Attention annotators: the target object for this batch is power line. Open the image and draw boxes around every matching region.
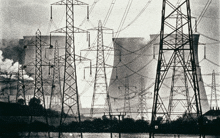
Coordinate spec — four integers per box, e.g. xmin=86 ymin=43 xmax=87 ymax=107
xmin=197 ymin=0 xmax=212 ymax=26
xmin=115 ymin=0 xmax=133 ymax=38
xmin=112 ymin=0 xmax=152 ymax=34
xmin=103 ymin=0 xmax=117 ymax=26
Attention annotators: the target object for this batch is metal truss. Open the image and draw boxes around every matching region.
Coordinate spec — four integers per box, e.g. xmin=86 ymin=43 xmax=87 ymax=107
xmin=118 ymin=75 xmax=136 ymax=118
xmin=16 ymin=65 xmax=26 ymax=104
xmin=150 ymin=0 xmax=203 ymax=137
xmin=210 ymin=70 xmax=218 ymax=109
xmin=124 ymin=75 xmax=132 ymax=118
xmin=49 ymin=41 xmax=62 ymax=111
xmin=167 ymin=6 xmax=191 ymax=121
xmin=137 ymin=77 xmax=148 ymax=120
xmin=28 ymin=29 xmax=50 ymax=138
xmin=81 ymin=20 xmax=113 ymax=117
xmin=50 ymin=0 xmax=88 ymax=137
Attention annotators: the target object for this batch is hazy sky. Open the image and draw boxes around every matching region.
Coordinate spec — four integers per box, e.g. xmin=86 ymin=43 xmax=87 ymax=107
xmin=0 ymin=0 xmax=219 ymax=39
xmin=0 ymin=0 xmax=200 ymax=38
xmin=0 ymin=0 xmax=220 ymax=107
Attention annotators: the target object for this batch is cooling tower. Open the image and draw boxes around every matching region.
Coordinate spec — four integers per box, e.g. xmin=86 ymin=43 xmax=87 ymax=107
xmin=108 ymin=37 xmax=157 ymax=118
xmin=193 ymin=34 xmax=209 ymax=113
xmin=109 ymin=34 xmax=209 ymax=118
xmin=191 ymin=0 xmax=220 ymax=109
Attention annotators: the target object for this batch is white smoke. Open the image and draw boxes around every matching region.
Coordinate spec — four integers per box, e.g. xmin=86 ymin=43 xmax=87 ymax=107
xmin=0 ymin=50 xmax=18 ymax=73
xmin=0 ymin=50 xmax=33 ymax=81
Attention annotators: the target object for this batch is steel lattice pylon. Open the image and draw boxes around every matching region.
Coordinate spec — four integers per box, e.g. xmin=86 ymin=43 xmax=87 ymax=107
xmin=49 ymin=41 xmax=62 ymax=111
xmin=137 ymin=77 xmax=148 ymax=120
xmin=124 ymin=75 xmax=131 ymax=118
xmin=50 ymin=1 xmax=88 ymax=137
xmin=150 ymin=0 xmax=203 ymax=137
xmin=167 ymin=5 xmax=191 ymax=121
xmin=28 ymin=29 xmax=50 ymax=138
xmin=16 ymin=65 xmax=26 ymax=104
xmin=90 ymin=21 xmax=112 ymax=117
xmin=210 ymin=70 xmax=218 ymax=109
xmin=118 ymin=74 xmax=136 ymax=118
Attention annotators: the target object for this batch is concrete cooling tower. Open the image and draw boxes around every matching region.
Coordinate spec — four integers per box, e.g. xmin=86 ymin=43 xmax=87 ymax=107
xmin=107 ymin=0 xmax=219 ymax=118
xmin=108 ymin=37 xmax=157 ymax=119
xmin=193 ymin=34 xmax=210 ymax=113
xmin=191 ymin=0 xmax=220 ymax=109
xmin=108 ymin=35 xmax=209 ymax=119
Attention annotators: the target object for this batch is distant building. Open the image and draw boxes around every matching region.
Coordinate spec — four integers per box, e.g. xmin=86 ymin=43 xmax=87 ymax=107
xmin=203 ymin=108 xmax=220 ymax=121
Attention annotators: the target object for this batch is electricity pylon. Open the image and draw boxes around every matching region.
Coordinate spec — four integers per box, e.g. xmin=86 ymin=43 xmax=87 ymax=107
xmin=150 ymin=0 xmax=203 ymax=137
xmin=50 ymin=1 xmax=89 ymax=137
xmin=210 ymin=70 xmax=218 ymax=109
xmin=124 ymin=75 xmax=131 ymax=118
xmin=167 ymin=5 xmax=191 ymax=121
xmin=28 ymin=29 xmax=50 ymax=138
xmin=49 ymin=41 xmax=62 ymax=111
xmin=90 ymin=20 xmax=112 ymax=117
xmin=118 ymin=75 xmax=136 ymax=118
xmin=137 ymin=77 xmax=148 ymax=120
xmin=16 ymin=65 xmax=26 ymax=104
xmin=81 ymin=20 xmax=113 ymax=117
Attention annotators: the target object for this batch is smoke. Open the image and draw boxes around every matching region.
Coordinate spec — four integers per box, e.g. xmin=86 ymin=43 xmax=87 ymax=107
xmin=0 ymin=39 xmax=25 ymax=64
xmin=0 ymin=50 xmax=18 ymax=73
xmin=0 ymin=50 xmax=33 ymax=81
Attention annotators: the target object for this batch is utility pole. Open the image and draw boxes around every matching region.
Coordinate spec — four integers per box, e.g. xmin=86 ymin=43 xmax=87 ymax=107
xmin=150 ymin=0 xmax=203 ymax=137
xmin=50 ymin=1 xmax=89 ymax=137
xmin=81 ymin=20 xmax=114 ymax=117
xmin=210 ymin=70 xmax=218 ymax=109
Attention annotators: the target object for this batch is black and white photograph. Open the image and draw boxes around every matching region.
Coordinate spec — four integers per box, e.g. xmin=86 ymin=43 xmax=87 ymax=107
xmin=0 ymin=0 xmax=220 ymax=137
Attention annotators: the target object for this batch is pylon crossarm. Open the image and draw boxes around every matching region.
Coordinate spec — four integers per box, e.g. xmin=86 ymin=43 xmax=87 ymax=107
xmin=88 ymin=26 xmax=113 ymax=31
xmin=51 ymin=26 xmax=88 ymax=33
xmin=51 ymin=0 xmax=88 ymax=5
xmin=81 ymin=45 xmax=114 ymax=51
xmin=59 ymin=54 xmax=90 ymax=61
xmin=25 ymin=40 xmax=52 ymax=47
xmin=84 ymin=63 xmax=114 ymax=69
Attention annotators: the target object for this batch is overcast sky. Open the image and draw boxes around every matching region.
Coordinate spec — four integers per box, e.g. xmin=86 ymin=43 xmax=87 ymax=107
xmin=1 ymin=0 xmax=218 ymax=39
xmin=0 ymin=0 xmax=220 ymax=107
xmin=1 ymin=0 xmax=219 ymax=69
